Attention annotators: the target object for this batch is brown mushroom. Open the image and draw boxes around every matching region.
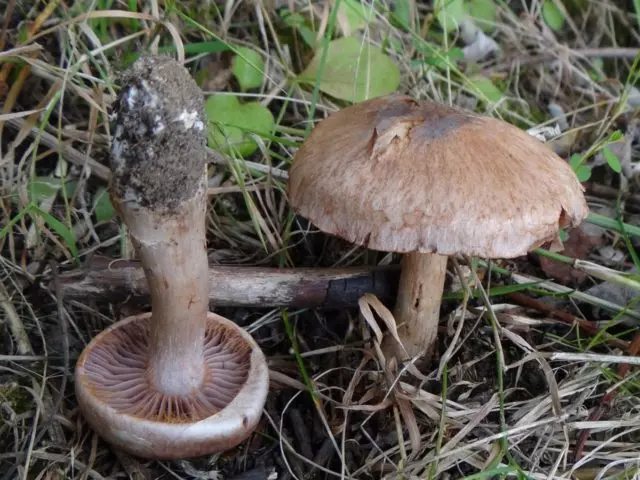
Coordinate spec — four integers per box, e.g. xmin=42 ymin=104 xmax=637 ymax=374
xmin=74 ymin=56 xmax=269 ymax=459
xmin=288 ymin=94 xmax=589 ymax=364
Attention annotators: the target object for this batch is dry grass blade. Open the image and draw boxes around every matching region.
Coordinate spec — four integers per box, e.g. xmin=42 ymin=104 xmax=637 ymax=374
xmin=540 ymin=352 xmax=640 ymax=365
xmin=357 ymin=294 xmax=422 ymax=453
xmin=0 ymin=280 xmax=34 ymax=356
xmin=0 ymin=44 xmax=42 ymax=58
xmin=0 ymin=109 xmax=44 ymax=122
xmin=500 ymin=328 xmax=563 ymax=417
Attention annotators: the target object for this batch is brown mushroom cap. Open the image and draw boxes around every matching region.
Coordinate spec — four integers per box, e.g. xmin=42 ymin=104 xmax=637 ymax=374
xmin=288 ymin=95 xmax=589 ymax=258
xmin=75 ymin=312 xmax=269 ymax=460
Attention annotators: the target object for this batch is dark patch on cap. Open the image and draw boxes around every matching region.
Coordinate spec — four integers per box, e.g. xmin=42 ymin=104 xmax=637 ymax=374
xmin=374 ymin=101 xmax=414 ymax=133
xmin=109 ymin=55 xmax=206 ymax=211
xmin=375 ymin=99 xmax=476 ymax=143
xmin=411 ymin=112 xmax=472 ymax=141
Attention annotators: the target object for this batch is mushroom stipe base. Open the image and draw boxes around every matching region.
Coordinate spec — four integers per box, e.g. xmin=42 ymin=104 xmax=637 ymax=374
xmin=75 ymin=312 xmax=269 ymax=460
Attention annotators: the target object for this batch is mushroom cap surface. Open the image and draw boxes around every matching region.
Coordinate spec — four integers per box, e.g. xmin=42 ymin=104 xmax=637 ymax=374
xmin=75 ymin=312 xmax=269 ymax=460
xmin=288 ymin=95 xmax=589 ymax=258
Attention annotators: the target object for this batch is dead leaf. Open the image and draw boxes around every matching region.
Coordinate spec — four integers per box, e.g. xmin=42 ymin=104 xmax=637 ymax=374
xmin=538 ymin=226 xmax=605 ymax=285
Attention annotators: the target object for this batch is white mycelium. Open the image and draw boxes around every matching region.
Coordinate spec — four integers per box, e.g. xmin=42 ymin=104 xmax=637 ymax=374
xmin=152 ymin=114 xmax=165 ymax=135
xmin=176 ymin=110 xmax=204 ymax=132
xmin=126 ymin=86 xmax=138 ymax=109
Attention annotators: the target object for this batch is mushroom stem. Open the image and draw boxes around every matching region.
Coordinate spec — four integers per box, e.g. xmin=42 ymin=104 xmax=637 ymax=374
xmin=117 ymin=182 xmax=209 ymax=395
xmin=391 ymin=252 xmax=448 ymax=360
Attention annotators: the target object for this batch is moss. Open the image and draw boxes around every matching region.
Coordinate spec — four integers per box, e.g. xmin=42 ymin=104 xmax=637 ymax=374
xmin=0 ymin=383 xmax=32 ymax=418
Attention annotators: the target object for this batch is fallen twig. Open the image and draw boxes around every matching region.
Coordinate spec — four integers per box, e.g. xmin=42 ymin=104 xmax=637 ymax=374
xmin=51 ymin=256 xmax=640 ymax=332
xmin=507 ymin=292 xmax=631 ymax=352
xmin=51 ymin=255 xmax=399 ymax=309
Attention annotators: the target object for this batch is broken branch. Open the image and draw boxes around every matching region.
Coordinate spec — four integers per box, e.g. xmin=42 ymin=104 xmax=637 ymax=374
xmin=52 ymin=256 xmax=400 ymax=309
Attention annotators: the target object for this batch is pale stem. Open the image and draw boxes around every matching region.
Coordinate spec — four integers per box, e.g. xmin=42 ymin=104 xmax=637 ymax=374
xmin=120 ymin=186 xmax=210 ymax=395
xmin=390 ymin=252 xmax=448 ymax=361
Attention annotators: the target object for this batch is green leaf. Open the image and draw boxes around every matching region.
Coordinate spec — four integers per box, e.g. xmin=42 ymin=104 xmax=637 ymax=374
xmin=392 ymin=0 xmax=413 ymax=30
xmin=93 ymin=187 xmax=116 ymax=223
xmin=467 ymin=0 xmax=497 ymax=32
xmin=435 ymin=0 xmax=469 ymax=32
xmin=18 ymin=24 xmax=30 ymax=44
xmin=0 ymin=207 xmax=30 ymax=240
xmin=280 ymin=10 xmax=316 ymax=47
xmin=29 ymin=205 xmax=78 ymax=260
xmin=602 ymin=145 xmax=622 ymax=173
xmin=466 ymin=75 xmax=503 ymax=103
xmin=608 ymin=129 xmax=624 ymax=142
xmin=206 ymin=94 xmax=275 ymax=157
xmin=388 ymin=36 xmax=405 ymax=55
xmin=29 ymin=177 xmax=63 ymax=203
xmin=27 ymin=176 xmax=78 ymax=204
xmin=570 ymin=153 xmax=592 ymax=181
xmin=231 ymin=47 xmax=265 ymax=91
xmin=298 ymin=36 xmax=401 ymax=103
xmin=576 ymin=165 xmax=592 ymax=181
xmin=338 ymin=0 xmax=375 ymax=31
xmin=416 ymin=46 xmax=464 ymax=70
xmin=569 ymin=152 xmax=583 ymax=169
xmin=542 ymin=0 xmax=565 ymax=31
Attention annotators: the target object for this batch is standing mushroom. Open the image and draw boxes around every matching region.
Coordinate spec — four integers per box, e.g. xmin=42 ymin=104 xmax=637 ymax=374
xmin=288 ymin=95 xmax=588 ymax=363
xmin=75 ymin=56 xmax=269 ymax=460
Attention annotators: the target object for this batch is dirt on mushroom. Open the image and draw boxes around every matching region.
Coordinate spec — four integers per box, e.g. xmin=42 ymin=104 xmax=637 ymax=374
xmin=110 ymin=55 xmax=207 ymax=211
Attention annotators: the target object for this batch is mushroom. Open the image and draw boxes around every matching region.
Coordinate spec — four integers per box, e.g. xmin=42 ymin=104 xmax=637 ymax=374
xmin=74 ymin=56 xmax=269 ymax=460
xmin=288 ymin=94 xmax=588 ymax=363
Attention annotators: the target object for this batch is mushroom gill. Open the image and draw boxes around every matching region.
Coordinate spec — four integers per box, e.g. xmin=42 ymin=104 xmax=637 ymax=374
xmin=80 ymin=313 xmax=252 ymax=423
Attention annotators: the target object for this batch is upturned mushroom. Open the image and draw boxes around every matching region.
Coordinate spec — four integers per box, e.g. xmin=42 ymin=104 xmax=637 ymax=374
xmin=288 ymin=94 xmax=588 ymax=364
xmin=75 ymin=56 xmax=269 ymax=460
